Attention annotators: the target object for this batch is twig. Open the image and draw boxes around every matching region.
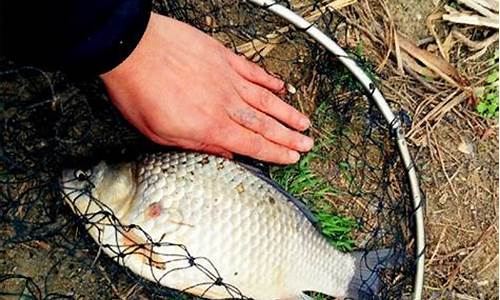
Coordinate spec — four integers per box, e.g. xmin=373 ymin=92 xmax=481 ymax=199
xmin=432 ymin=129 xmax=459 ymax=198
xmin=427 ymin=225 xmax=448 ymax=265
xmin=401 ymin=51 xmax=439 ymax=78
xmin=430 ymin=91 xmax=474 ymax=130
xmin=477 ymin=253 xmax=498 ymax=275
xmin=473 ymin=0 xmax=499 ymax=12
xmin=458 ymin=0 xmax=497 ymax=17
xmin=236 ymin=0 xmax=356 ymax=59
xmin=426 ymin=123 xmax=438 ymax=162
xmin=443 ymin=13 xmax=499 ymax=29
xmin=427 ymin=12 xmax=449 ymax=62
xmin=407 ymin=89 xmax=461 ymax=139
xmin=441 ymin=163 xmax=462 ymax=194
xmin=454 ymin=292 xmax=481 ymax=300
xmin=124 ymin=283 xmax=142 ymax=299
xmin=394 ymin=29 xmax=404 ymax=73
xmin=403 ymin=66 xmax=440 ymax=93
xmin=453 ymin=30 xmax=499 ymax=50
xmin=374 ymin=0 xmax=394 ymax=72
xmin=97 ymin=265 xmax=127 ymax=300
xmin=424 ymin=285 xmax=443 ymax=292
xmin=444 ymin=225 xmax=495 ymax=288
xmin=428 ymin=221 xmax=478 ymax=234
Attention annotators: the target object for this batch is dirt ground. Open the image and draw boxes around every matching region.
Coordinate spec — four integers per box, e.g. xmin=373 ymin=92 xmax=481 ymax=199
xmin=0 ymin=0 xmax=498 ymax=299
xmin=386 ymin=1 xmax=499 ymax=299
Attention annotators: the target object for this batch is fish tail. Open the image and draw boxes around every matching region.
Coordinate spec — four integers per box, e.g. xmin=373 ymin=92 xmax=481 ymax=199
xmin=345 ymin=248 xmax=397 ymax=300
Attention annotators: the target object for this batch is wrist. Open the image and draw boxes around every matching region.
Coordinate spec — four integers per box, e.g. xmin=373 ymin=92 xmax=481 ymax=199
xmin=101 ymin=12 xmax=160 ymax=82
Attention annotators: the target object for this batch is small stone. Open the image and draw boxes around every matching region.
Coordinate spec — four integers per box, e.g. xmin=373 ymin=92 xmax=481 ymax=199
xmin=286 ymin=83 xmax=297 ymax=94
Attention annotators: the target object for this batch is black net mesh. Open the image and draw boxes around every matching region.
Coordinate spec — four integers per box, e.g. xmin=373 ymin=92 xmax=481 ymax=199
xmin=1 ymin=1 xmax=417 ymax=299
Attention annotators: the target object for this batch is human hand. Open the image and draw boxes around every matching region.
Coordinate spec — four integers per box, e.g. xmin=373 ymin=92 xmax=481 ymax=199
xmin=101 ymin=13 xmax=313 ymax=164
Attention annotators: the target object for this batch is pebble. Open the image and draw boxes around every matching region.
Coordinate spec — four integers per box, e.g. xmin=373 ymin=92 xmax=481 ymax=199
xmin=286 ymin=83 xmax=297 ymax=94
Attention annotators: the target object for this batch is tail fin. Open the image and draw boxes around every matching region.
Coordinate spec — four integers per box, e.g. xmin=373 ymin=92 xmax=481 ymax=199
xmin=346 ymin=249 xmax=398 ymax=300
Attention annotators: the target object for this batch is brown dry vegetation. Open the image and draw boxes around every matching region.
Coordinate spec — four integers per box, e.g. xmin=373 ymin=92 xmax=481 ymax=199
xmin=348 ymin=0 xmax=499 ymax=298
xmin=0 ymin=0 xmax=498 ymax=299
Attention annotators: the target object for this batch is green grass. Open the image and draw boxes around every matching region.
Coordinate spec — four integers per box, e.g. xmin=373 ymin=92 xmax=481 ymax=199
xmin=477 ymin=50 xmax=499 ymax=119
xmin=271 ymin=102 xmax=359 ymax=300
xmin=271 ymin=151 xmax=337 ymax=202
xmin=321 ymin=41 xmax=378 ymax=95
xmin=271 ymin=51 xmax=373 ymax=252
xmin=448 ymin=1 xmax=461 ymax=9
xmin=314 ymin=211 xmax=357 ymax=251
xmin=271 ymin=104 xmax=358 ymax=252
xmin=312 ymin=294 xmax=328 ymax=300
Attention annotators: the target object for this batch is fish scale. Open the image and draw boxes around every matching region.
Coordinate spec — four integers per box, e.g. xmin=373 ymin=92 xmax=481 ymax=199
xmin=61 ymin=152 xmax=392 ymax=299
xmin=133 ymin=152 xmax=352 ymax=298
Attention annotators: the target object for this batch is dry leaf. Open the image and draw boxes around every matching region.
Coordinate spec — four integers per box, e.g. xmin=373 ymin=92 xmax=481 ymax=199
xmin=472 ymin=0 xmax=499 ymax=12
xmin=480 ymin=127 xmax=496 ymax=141
xmin=458 ymin=0 xmax=497 ymax=17
xmin=401 ymin=52 xmax=439 ymax=78
xmin=237 ymin=0 xmax=356 ymax=59
xmin=457 ymin=140 xmax=474 ymax=155
xmin=397 ymin=33 xmax=468 ymax=87
xmin=443 ymin=13 xmax=499 ymax=29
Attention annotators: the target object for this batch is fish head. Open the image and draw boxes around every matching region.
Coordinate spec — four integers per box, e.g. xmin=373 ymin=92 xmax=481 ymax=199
xmin=60 ymin=161 xmax=136 ymax=219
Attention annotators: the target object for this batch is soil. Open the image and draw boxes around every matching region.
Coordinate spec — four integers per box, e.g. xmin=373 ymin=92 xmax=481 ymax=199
xmin=388 ymin=0 xmax=437 ymax=40
xmin=384 ymin=1 xmax=499 ymax=299
xmin=1 ymin=0 xmax=498 ymax=299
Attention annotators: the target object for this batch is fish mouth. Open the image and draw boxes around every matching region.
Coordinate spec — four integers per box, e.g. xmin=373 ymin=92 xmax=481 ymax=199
xmin=59 ymin=169 xmax=84 ymax=199
xmin=59 ymin=167 xmax=96 ymax=199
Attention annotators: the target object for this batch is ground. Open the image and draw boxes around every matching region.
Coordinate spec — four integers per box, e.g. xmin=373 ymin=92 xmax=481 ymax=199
xmin=0 ymin=0 xmax=498 ymax=299
xmin=387 ymin=1 xmax=499 ymax=298
xmin=389 ymin=1 xmax=435 ymax=40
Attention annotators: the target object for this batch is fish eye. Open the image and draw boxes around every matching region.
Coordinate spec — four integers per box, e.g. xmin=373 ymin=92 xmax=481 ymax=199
xmin=74 ymin=169 xmax=89 ymax=181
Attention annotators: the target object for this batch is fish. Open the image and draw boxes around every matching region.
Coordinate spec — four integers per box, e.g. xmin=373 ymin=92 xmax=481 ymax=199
xmin=60 ymin=152 xmax=394 ymax=300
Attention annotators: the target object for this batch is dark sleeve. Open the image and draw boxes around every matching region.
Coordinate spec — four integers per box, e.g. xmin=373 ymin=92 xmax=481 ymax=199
xmin=0 ymin=0 xmax=152 ymax=76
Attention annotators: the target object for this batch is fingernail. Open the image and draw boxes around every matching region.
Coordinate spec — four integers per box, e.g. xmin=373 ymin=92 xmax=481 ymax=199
xmin=289 ymin=151 xmax=300 ymax=163
xmin=278 ymin=79 xmax=285 ymax=89
xmin=300 ymin=118 xmax=311 ymax=130
xmin=301 ymin=137 xmax=314 ymax=151
xmin=277 ymin=81 xmax=287 ymax=95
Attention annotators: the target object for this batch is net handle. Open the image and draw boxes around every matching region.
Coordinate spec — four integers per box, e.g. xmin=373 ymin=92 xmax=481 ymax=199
xmin=246 ymin=1 xmax=425 ymax=299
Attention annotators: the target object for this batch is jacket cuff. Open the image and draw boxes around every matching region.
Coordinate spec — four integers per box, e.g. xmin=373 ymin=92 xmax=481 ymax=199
xmin=67 ymin=0 xmax=152 ymax=76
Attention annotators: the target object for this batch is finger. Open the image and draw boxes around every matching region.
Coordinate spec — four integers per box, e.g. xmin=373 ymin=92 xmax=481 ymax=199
xmin=236 ymin=82 xmax=310 ymax=131
xmin=213 ymin=122 xmax=301 ymax=164
xmin=228 ymin=105 xmax=313 ymax=152
xmin=225 ymin=50 xmax=285 ymax=93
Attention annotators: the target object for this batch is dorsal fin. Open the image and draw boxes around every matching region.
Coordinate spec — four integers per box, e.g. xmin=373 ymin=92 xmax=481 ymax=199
xmin=234 ymin=155 xmax=270 ymax=176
